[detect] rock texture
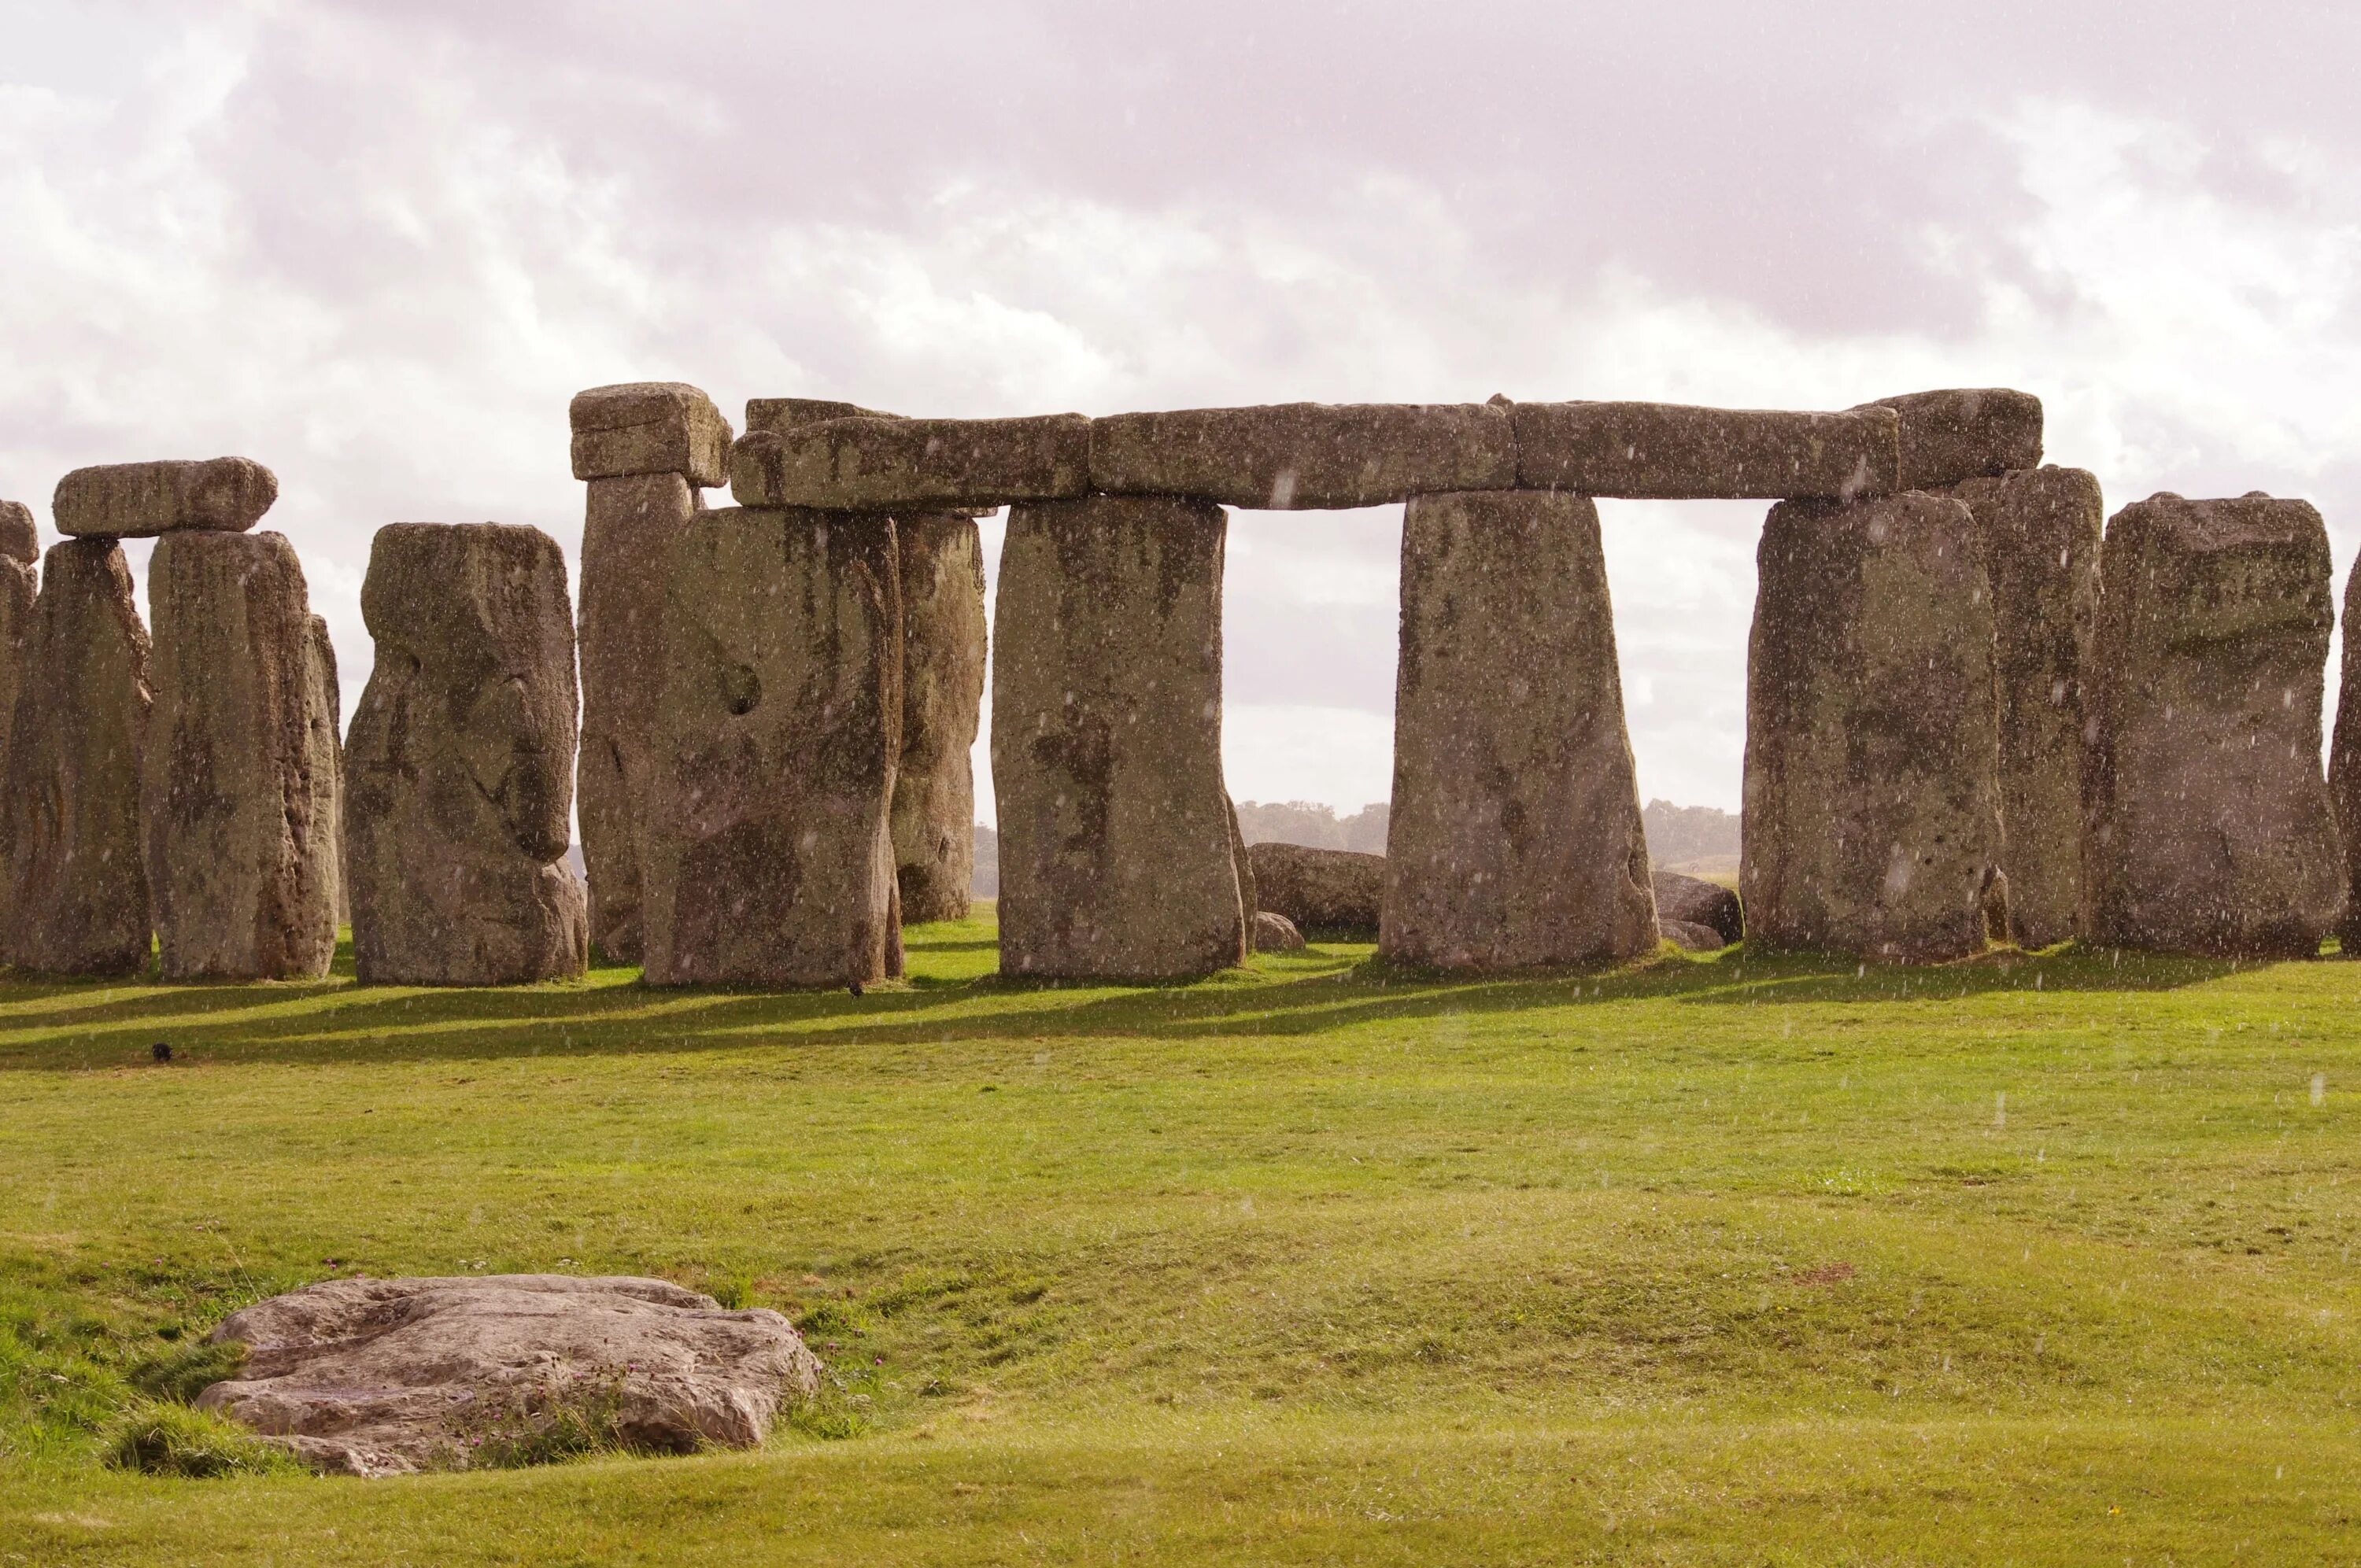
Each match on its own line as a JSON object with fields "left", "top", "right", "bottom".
{"left": 0, "top": 500, "right": 35, "bottom": 562}
{"left": 1252, "top": 909, "right": 1306, "bottom": 952}
{"left": 1661, "top": 919, "right": 1726, "bottom": 953}
{"left": 301, "top": 614, "right": 345, "bottom": 932}
{"left": 0, "top": 504, "right": 36, "bottom": 813}
{"left": 1864, "top": 389, "right": 2045, "bottom": 489}
{"left": 576, "top": 472, "right": 704, "bottom": 963}
{"left": 1088, "top": 402, "right": 1517, "bottom": 509}
{"left": 0, "top": 539, "right": 153, "bottom": 975}
{"left": 1382, "top": 489, "right": 1658, "bottom": 970}
{"left": 1942, "top": 466, "right": 2103, "bottom": 947}
{"left": 345, "top": 524, "right": 586, "bottom": 985}
{"left": 197, "top": 1275, "right": 822, "bottom": 1478}
{"left": 892, "top": 512, "right": 987, "bottom": 924}
{"left": 1651, "top": 869, "right": 1742, "bottom": 947}
{"left": 641, "top": 507, "right": 903, "bottom": 987}
{"left": 1247, "top": 842, "right": 1385, "bottom": 935}
{"left": 743, "top": 397, "right": 899, "bottom": 434}
{"left": 1510, "top": 402, "right": 1897, "bottom": 500}
{"left": 2086, "top": 493, "right": 2341, "bottom": 956}
{"left": 141, "top": 532, "right": 337, "bottom": 980}
{"left": 2331, "top": 558, "right": 2361, "bottom": 954}
{"left": 53, "top": 458, "right": 277, "bottom": 537}
{"left": 732, "top": 415, "right": 1090, "bottom": 512}
{"left": 1742, "top": 493, "right": 2003, "bottom": 963}
{"left": 569, "top": 383, "right": 732, "bottom": 489}
{"left": 992, "top": 495, "right": 1247, "bottom": 979}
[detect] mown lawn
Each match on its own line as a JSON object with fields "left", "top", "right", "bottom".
{"left": 1, "top": 917, "right": 2356, "bottom": 1564}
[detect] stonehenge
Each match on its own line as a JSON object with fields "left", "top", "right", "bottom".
{"left": 345, "top": 523, "right": 586, "bottom": 985}
{"left": 1383, "top": 489, "right": 1657, "bottom": 969}
{"left": 992, "top": 494, "right": 1248, "bottom": 980}
{"left": 142, "top": 530, "right": 338, "bottom": 980}
{"left": 2084, "top": 494, "right": 2342, "bottom": 957}
{"left": 638, "top": 506, "right": 903, "bottom": 988}
{"left": 5, "top": 378, "right": 2346, "bottom": 991}
{"left": 1742, "top": 492, "right": 2003, "bottom": 964}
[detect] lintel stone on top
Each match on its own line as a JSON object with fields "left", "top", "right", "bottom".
{"left": 570, "top": 382, "right": 733, "bottom": 489}
{"left": 1860, "top": 388, "right": 2044, "bottom": 490}
{"left": 1087, "top": 402, "right": 1516, "bottom": 510}
{"left": 54, "top": 459, "right": 279, "bottom": 538}
{"left": 1510, "top": 401, "right": 1899, "bottom": 500}
{"left": 730, "top": 415, "right": 1092, "bottom": 512}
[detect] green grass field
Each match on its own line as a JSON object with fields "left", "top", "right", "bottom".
{"left": 2, "top": 915, "right": 2357, "bottom": 1564}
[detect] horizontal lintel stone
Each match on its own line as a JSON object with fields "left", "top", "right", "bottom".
{"left": 1862, "top": 388, "right": 2044, "bottom": 489}
{"left": 1511, "top": 401, "right": 1897, "bottom": 500}
{"left": 1088, "top": 402, "right": 1517, "bottom": 509}
{"left": 54, "top": 458, "right": 279, "bottom": 538}
{"left": 569, "top": 382, "right": 732, "bottom": 488}
{"left": 730, "top": 415, "right": 1091, "bottom": 512}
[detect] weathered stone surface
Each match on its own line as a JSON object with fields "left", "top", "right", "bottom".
{"left": 1741, "top": 493, "right": 2002, "bottom": 963}
{"left": 1864, "top": 389, "right": 2044, "bottom": 490}
{"left": 1382, "top": 490, "right": 1657, "bottom": 970}
{"left": 2086, "top": 493, "right": 2341, "bottom": 956}
{"left": 0, "top": 540, "right": 152, "bottom": 975}
{"left": 53, "top": 458, "right": 278, "bottom": 538}
{"left": 1252, "top": 909, "right": 1306, "bottom": 952}
{"left": 1942, "top": 467, "right": 2102, "bottom": 947}
{"left": 197, "top": 1275, "right": 822, "bottom": 1478}
{"left": 0, "top": 499, "right": 35, "bottom": 562}
{"left": 743, "top": 397, "right": 900, "bottom": 434}
{"left": 1247, "top": 842, "right": 1384, "bottom": 935}
{"left": 732, "top": 415, "right": 1091, "bottom": 512}
{"left": 2330, "top": 559, "right": 2361, "bottom": 954}
{"left": 576, "top": 474, "right": 702, "bottom": 963}
{"left": 141, "top": 532, "right": 336, "bottom": 980}
{"left": 992, "top": 495, "right": 1246, "bottom": 979}
{"left": 641, "top": 507, "right": 902, "bottom": 987}
{"left": 1088, "top": 402, "right": 1517, "bottom": 510}
{"left": 301, "top": 614, "right": 345, "bottom": 932}
{"left": 1662, "top": 919, "right": 1725, "bottom": 952}
{"left": 892, "top": 512, "right": 986, "bottom": 924}
{"left": 1651, "top": 869, "right": 1742, "bottom": 947}
{"left": 345, "top": 524, "right": 586, "bottom": 985}
{"left": 569, "top": 382, "right": 732, "bottom": 488}
{"left": 1511, "top": 402, "right": 1897, "bottom": 500}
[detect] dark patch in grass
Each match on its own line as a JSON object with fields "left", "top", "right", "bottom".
{"left": 127, "top": 1337, "right": 246, "bottom": 1404}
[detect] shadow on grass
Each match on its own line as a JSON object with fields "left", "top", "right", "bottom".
{"left": 0, "top": 920, "right": 2275, "bottom": 1073}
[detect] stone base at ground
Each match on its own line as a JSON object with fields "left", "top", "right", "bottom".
{"left": 892, "top": 512, "right": 986, "bottom": 924}
{"left": 2088, "top": 493, "right": 2341, "bottom": 956}
{"left": 1383, "top": 489, "right": 1657, "bottom": 971}
{"left": 1742, "top": 493, "right": 2002, "bottom": 963}
{"left": 1247, "top": 842, "right": 1384, "bottom": 935}
{"left": 992, "top": 495, "right": 1246, "bottom": 979}
{"left": 197, "top": 1275, "right": 822, "bottom": 1477}
{"left": 1252, "top": 909, "right": 1306, "bottom": 952}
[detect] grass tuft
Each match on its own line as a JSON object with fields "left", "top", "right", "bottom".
{"left": 105, "top": 1404, "right": 297, "bottom": 1478}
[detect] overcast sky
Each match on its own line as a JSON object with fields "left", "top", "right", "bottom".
{"left": 7, "top": 1, "right": 2361, "bottom": 818}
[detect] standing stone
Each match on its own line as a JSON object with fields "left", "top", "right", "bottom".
{"left": 0, "top": 540, "right": 153, "bottom": 975}
{"left": 0, "top": 503, "right": 37, "bottom": 791}
{"left": 1742, "top": 493, "right": 2002, "bottom": 963}
{"left": 892, "top": 512, "right": 986, "bottom": 924}
{"left": 992, "top": 496, "right": 1247, "bottom": 979}
{"left": 142, "top": 532, "right": 336, "bottom": 980}
{"left": 344, "top": 525, "right": 586, "bottom": 985}
{"left": 301, "top": 614, "right": 345, "bottom": 933}
{"left": 2330, "top": 559, "right": 2361, "bottom": 953}
{"left": 1941, "top": 467, "right": 2103, "bottom": 946}
{"left": 2087, "top": 493, "right": 2341, "bottom": 957}
{"left": 641, "top": 508, "right": 902, "bottom": 987}
{"left": 1381, "top": 489, "right": 1657, "bottom": 970}
{"left": 571, "top": 383, "right": 732, "bottom": 964}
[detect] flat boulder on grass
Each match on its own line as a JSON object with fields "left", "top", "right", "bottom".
{"left": 195, "top": 1275, "right": 822, "bottom": 1478}
{"left": 1661, "top": 919, "right": 1726, "bottom": 953}
{"left": 1651, "top": 869, "right": 1742, "bottom": 946}
{"left": 1247, "top": 842, "right": 1384, "bottom": 935}
{"left": 1252, "top": 909, "right": 1306, "bottom": 952}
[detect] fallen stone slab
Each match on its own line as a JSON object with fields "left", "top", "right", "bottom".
{"left": 993, "top": 495, "right": 1247, "bottom": 979}
{"left": 1862, "top": 388, "right": 2044, "bottom": 490}
{"left": 1742, "top": 492, "right": 2003, "bottom": 963}
{"left": 195, "top": 1275, "right": 822, "bottom": 1477}
{"left": 1088, "top": 402, "right": 1517, "bottom": 509}
{"left": 1383, "top": 489, "right": 1658, "bottom": 971}
{"left": 1511, "top": 401, "right": 1897, "bottom": 500}
{"left": 345, "top": 523, "right": 586, "bottom": 985}
{"left": 1662, "top": 919, "right": 1725, "bottom": 952}
{"left": 1651, "top": 869, "right": 1742, "bottom": 947}
{"left": 2331, "top": 557, "right": 2361, "bottom": 954}
{"left": 1252, "top": 909, "right": 1306, "bottom": 952}
{"left": 142, "top": 531, "right": 337, "bottom": 980}
{"left": 0, "top": 539, "right": 153, "bottom": 975}
{"left": 640, "top": 507, "right": 902, "bottom": 987}
{"left": 731, "top": 415, "right": 1091, "bottom": 512}
{"left": 1247, "top": 842, "right": 1384, "bottom": 935}
{"left": 53, "top": 458, "right": 278, "bottom": 537}
{"left": 2089, "top": 493, "right": 2341, "bottom": 957}
{"left": 1940, "top": 466, "right": 2102, "bottom": 947}
{"left": 569, "top": 382, "right": 733, "bottom": 488}
{"left": 892, "top": 512, "right": 988, "bottom": 924}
